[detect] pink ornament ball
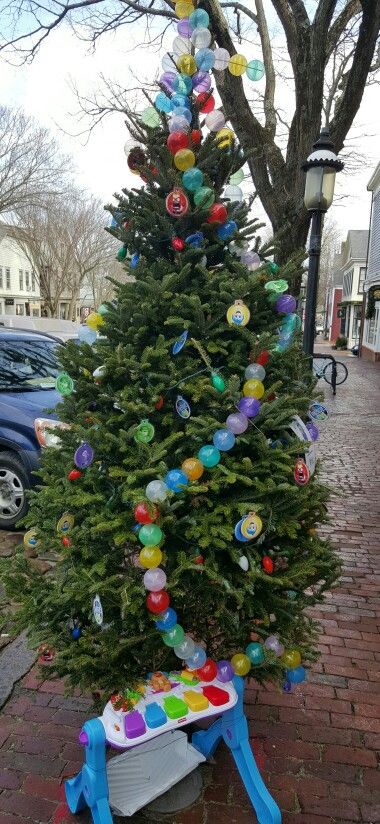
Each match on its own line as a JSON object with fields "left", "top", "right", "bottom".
{"left": 143, "top": 567, "right": 167, "bottom": 592}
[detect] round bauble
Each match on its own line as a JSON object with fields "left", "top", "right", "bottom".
{"left": 231, "top": 652, "right": 251, "bottom": 676}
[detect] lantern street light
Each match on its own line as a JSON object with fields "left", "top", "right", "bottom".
{"left": 301, "top": 128, "right": 343, "bottom": 357}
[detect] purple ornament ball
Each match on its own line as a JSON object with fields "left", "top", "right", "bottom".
{"left": 192, "top": 71, "right": 212, "bottom": 92}
{"left": 160, "top": 71, "right": 178, "bottom": 92}
{"left": 306, "top": 421, "right": 319, "bottom": 441}
{"left": 238, "top": 396, "right": 261, "bottom": 418}
{"left": 177, "top": 18, "right": 191, "bottom": 36}
{"left": 264, "top": 635, "right": 283, "bottom": 656}
{"left": 283, "top": 679, "right": 292, "bottom": 693}
{"left": 226, "top": 412, "right": 249, "bottom": 434}
{"left": 276, "top": 294, "right": 297, "bottom": 314}
{"left": 217, "top": 659, "right": 234, "bottom": 683}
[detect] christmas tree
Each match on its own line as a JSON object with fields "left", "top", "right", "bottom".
{"left": 1, "top": 6, "right": 340, "bottom": 700}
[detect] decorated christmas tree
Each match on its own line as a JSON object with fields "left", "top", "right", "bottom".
{"left": 1, "top": 5, "right": 340, "bottom": 701}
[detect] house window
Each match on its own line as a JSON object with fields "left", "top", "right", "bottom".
{"left": 358, "top": 267, "right": 366, "bottom": 294}
{"left": 32, "top": 272, "right": 36, "bottom": 291}
{"left": 25, "top": 271, "right": 30, "bottom": 290}
{"left": 19, "top": 270, "right": 24, "bottom": 290}
{"left": 16, "top": 303, "right": 25, "bottom": 316}
{"left": 352, "top": 305, "right": 362, "bottom": 342}
{"left": 32, "top": 308, "right": 39, "bottom": 317}
{"left": 365, "top": 304, "right": 379, "bottom": 345}
{"left": 0, "top": 267, "right": 3, "bottom": 288}
{"left": 5, "top": 268, "right": 11, "bottom": 289}
{"left": 343, "top": 268, "right": 353, "bottom": 300}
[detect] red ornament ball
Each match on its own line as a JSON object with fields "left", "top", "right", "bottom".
{"left": 155, "top": 395, "right": 164, "bottom": 410}
{"left": 191, "top": 129, "right": 202, "bottom": 146}
{"left": 62, "top": 537, "right": 71, "bottom": 547}
{"left": 68, "top": 469, "right": 82, "bottom": 481}
{"left": 171, "top": 237, "right": 185, "bottom": 252}
{"left": 167, "top": 131, "right": 190, "bottom": 155}
{"left": 196, "top": 658, "right": 218, "bottom": 682}
{"left": 256, "top": 350, "right": 270, "bottom": 366}
{"left": 146, "top": 590, "right": 170, "bottom": 614}
{"left": 134, "top": 501, "right": 159, "bottom": 524}
{"left": 207, "top": 203, "right": 228, "bottom": 224}
{"left": 123, "top": 221, "right": 130, "bottom": 230}
{"left": 262, "top": 556, "right": 274, "bottom": 574}
{"left": 196, "top": 92, "right": 215, "bottom": 113}
{"left": 194, "top": 554, "right": 204, "bottom": 565}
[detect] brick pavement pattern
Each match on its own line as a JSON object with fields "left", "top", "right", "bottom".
{"left": 0, "top": 349, "right": 379, "bottom": 824}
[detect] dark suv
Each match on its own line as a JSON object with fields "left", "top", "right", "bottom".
{"left": 0, "top": 328, "right": 62, "bottom": 528}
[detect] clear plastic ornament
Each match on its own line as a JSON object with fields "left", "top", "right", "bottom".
{"left": 213, "top": 47, "right": 230, "bottom": 71}
{"left": 169, "top": 116, "right": 190, "bottom": 132}
{"left": 229, "top": 239, "right": 249, "bottom": 256}
{"left": 172, "top": 35, "right": 192, "bottom": 57}
{"left": 230, "top": 168, "right": 244, "bottom": 185}
{"left": 123, "top": 138, "right": 143, "bottom": 156}
{"left": 191, "top": 27, "right": 211, "bottom": 48}
{"left": 205, "top": 110, "right": 226, "bottom": 131}
{"left": 224, "top": 184, "right": 243, "bottom": 202}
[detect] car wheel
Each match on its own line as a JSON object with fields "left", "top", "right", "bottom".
{"left": 0, "top": 451, "right": 30, "bottom": 530}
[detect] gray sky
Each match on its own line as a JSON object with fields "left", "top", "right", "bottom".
{"left": 1, "top": 19, "right": 378, "bottom": 244}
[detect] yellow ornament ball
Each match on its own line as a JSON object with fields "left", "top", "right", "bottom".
{"left": 139, "top": 546, "right": 163, "bottom": 569}
{"left": 243, "top": 378, "right": 265, "bottom": 399}
{"left": 175, "top": 1, "right": 194, "bottom": 19}
{"left": 86, "top": 311, "right": 104, "bottom": 331}
{"left": 281, "top": 649, "right": 302, "bottom": 669}
{"left": 174, "top": 148, "right": 195, "bottom": 172}
{"left": 182, "top": 457, "right": 204, "bottom": 481}
{"left": 216, "top": 127, "right": 235, "bottom": 148}
{"left": 177, "top": 53, "right": 197, "bottom": 75}
{"left": 231, "top": 652, "right": 251, "bottom": 676}
{"left": 228, "top": 54, "right": 248, "bottom": 76}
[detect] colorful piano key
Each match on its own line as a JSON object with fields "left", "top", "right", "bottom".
{"left": 202, "top": 685, "right": 229, "bottom": 706}
{"left": 124, "top": 710, "right": 146, "bottom": 739}
{"left": 144, "top": 702, "right": 167, "bottom": 729}
{"left": 183, "top": 690, "right": 209, "bottom": 711}
{"left": 163, "top": 695, "right": 189, "bottom": 719}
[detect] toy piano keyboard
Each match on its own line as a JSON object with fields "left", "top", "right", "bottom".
{"left": 101, "top": 671, "right": 238, "bottom": 748}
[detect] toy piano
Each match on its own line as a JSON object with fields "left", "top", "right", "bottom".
{"left": 65, "top": 672, "right": 281, "bottom": 823}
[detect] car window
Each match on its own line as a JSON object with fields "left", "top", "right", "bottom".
{"left": 0, "top": 339, "right": 61, "bottom": 390}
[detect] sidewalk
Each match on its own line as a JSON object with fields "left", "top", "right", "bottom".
{"left": 0, "top": 351, "right": 379, "bottom": 824}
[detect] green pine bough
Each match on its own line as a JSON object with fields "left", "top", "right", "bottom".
{"left": 0, "top": 114, "right": 340, "bottom": 699}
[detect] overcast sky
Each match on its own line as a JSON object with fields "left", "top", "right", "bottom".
{"left": 1, "top": 17, "right": 378, "bottom": 244}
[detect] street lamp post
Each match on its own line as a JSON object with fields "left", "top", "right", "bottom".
{"left": 302, "top": 128, "right": 343, "bottom": 357}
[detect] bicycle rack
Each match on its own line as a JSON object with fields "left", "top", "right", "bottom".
{"left": 312, "top": 352, "right": 338, "bottom": 395}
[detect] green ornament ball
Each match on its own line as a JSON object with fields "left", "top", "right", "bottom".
{"left": 268, "top": 262, "right": 279, "bottom": 274}
{"left": 117, "top": 245, "right": 128, "bottom": 261}
{"left": 162, "top": 624, "right": 185, "bottom": 647}
{"left": 141, "top": 106, "right": 161, "bottom": 128}
{"left": 211, "top": 372, "right": 225, "bottom": 392}
{"left": 264, "top": 279, "right": 288, "bottom": 294}
{"left": 55, "top": 372, "right": 74, "bottom": 396}
{"left": 193, "top": 187, "right": 215, "bottom": 209}
{"left": 139, "top": 523, "right": 163, "bottom": 546}
{"left": 97, "top": 303, "right": 109, "bottom": 316}
{"left": 229, "top": 168, "right": 244, "bottom": 185}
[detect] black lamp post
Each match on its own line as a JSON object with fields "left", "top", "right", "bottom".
{"left": 302, "top": 128, "right": 343, "bottom": 356}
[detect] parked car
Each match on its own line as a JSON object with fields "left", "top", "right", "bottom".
{"left": 0, "top": 315, "right": 80, "bottom": 343}
{"left": 0, "top": 328, "right": 66, "bottom": 529}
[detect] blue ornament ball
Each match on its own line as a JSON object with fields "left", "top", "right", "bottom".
{"left": 171, "top": 94, "right": 191, "bottom": 109}
{"left": 283, "top": 679, "right": 292, "bottom": 693}
{"left": 195, "top": 48, "right": 215, "bottom": 71}
{"left": 185, "top": 231, "right": 204, "bottom": 247}
{"left": 245, "top": 642, "right": 265, "bottom": 665}
{"left": 164, "top": 468, "right": 189, "bottom": 493}
{"left": 78, "top": 325, "right": 97, "bottom": 345}
{"left": 72, "top": 626, "right": 81, "bottom": 640}
{"left": 174, "top": 106, "right": 192, "bottom": 124}
{"left": 130, "top": 253, "right": 140, "bottom": 269}
{"left": 213, "top": 428, "right": 235, "bottom": 451}
{"left": 155, "top": 608, "right": 177, "bottom": 631}
{"left": 286, "top": 665, "right": 306, "bottom": 684}
{"left": 189, "top": 8, "right": 210, "bottom": 29}
{"left": 173, "top": 74, "right": 193, "bottom": 94}
{"left": 155, "top": 92, "right": 173, "bottom": 113}
{"left": 217, "top": 220, "right": 238, "bottom": 241}
{"left": 197, "top": 444, "right": 221, "bottom": 468}
{"left": 182, "top": 167, "right": 204, "bottom": 191}
{"left": 185, "top": 646, "right": 207, "bottom": 670}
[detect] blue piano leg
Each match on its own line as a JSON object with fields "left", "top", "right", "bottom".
{"left": 192, "top": 676, "right": 281, "bottom": 824}
{"left": 65, "top": 718, "right": 113, "bottom": 824}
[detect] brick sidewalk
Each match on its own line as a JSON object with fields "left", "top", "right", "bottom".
{"left": 0, "top": 351, "right": 379, "bottom": 824}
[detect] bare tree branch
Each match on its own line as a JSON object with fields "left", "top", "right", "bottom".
{"left": 255, "top": 0, "right": 276, "bottom": 135}
{"left": 327, "top": 0, "right": 361, "bottom": 57}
